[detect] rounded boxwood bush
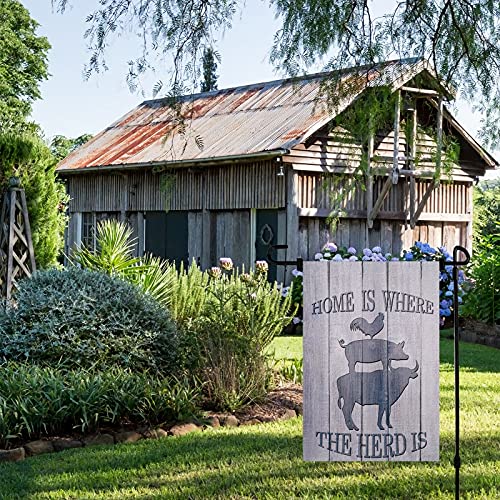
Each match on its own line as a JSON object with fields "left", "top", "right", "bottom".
{"left": 0, "top": 268, "right": 180, "bottom": 373}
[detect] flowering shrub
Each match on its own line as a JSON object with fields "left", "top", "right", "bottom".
{"left": 291, "top": 241, "right": 468, "bottom": 326}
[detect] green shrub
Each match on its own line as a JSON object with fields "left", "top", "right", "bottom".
{"left": 462, "top": 229, "right": 500, "bottom": 326}
{"left": 0, "top": 363, "right": 201, "bottom": 446}
{"left": 0, "top": 267, "right": 181, "bottom": 373}
{"left": 197, "top": 264, "right": 295, "bottom": 411}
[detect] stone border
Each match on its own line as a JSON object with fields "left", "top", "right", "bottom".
{"left": 0, "top": 409, "right": 298, "bottom": 463}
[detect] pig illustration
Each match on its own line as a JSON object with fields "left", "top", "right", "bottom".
{"left": 338, "top": 338, "right": 409, "bottom": 372}
{"left": 337, "top": 362, "right": 419, "bottom": 430}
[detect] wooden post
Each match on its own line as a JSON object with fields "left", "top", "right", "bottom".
{"left": 409, "top": 106, "right": 417, "bottom": 228}
{"left": 436, "top": 96, "right": 443, "bottom": 179}
{"left": 392, "top": 90, "right": 401, "bottom": 184}
{"left": 285, "top": 165, "right": 299, "bottom": 283}
{"left": 0, "top": 178, "right": 37, "bottom": 298}
{"left": 366, "top": 132, "right": 374, "bottom": 231}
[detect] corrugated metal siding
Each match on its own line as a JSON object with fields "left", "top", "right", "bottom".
{"left": 67, "top": 161, "right": 285, "bottom": 212}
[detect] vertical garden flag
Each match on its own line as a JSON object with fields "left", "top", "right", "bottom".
{"left": 303, "top": 261, "right": 439, "bottom": 462}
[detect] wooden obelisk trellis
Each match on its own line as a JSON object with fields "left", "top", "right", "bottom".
{"left": 0, "top": 178, "right": 36, "bottom": 298}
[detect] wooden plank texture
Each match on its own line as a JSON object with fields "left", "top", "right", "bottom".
{"left": 303, "top": 261, "right": 439, "bottom": 462}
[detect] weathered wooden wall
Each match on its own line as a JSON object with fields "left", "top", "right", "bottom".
{"left": 297, "top": 174, "right": 472, "bottom": 219}
{"left": 297, "top": 217, "right": 468, "bottom": 259}
{"left": 66, "top": 161, "right": 285, "bottom": 213}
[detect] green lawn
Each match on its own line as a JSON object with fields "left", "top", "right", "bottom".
{"left": 0, "top": 336, "right": 498, "bottom": 499}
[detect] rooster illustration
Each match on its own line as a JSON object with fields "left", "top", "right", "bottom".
{"left": 349, "top": 312, "right": 385, "bottom": 339}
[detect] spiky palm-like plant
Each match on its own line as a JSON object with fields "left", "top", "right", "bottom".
{"left": 70, "top": 220, "right": 175, "bottom": 307}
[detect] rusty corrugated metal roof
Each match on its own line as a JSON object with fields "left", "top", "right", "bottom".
{"left": 57, "top": 58, "right": 427, "bottom": 172}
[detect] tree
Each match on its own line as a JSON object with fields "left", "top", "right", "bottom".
{"left": 53, "top": 1, "right": 500, "bottom": 147}
{"left": 201, "top": 48, "right": 219, "bottom": 92}
{"left": 50, "top": 134, "right": 93, "bottom": 161}
{"left": 0, "top": 0, "right": 50, "bottom": 132}
{"left": 0, "top": 133, "right": 68, "bottom": 269}
{"left": 474, "top": 179, "right": 500, "bottom": 244}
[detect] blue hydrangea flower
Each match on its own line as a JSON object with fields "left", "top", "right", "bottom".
{"left": 362, "top": 255, "right": 371, "bottom": 261}
{"left": 372, "top": 246, "right": 382, "bottom": 253}
{"left": 363, "top": 248, "right": 373, "bottom": 257}
{"left": 324, "top": 242, "right": 338, "bottom": 253}
{"left": 347, "top": 247, "right": 357, "bottom": 255}
{"left": 348, "top": 255, "right": 358, "bottom": 261}
{"left": 405, "top": 252, "right": 414, "bottom": 261}
{"left": 333, "top": 254, "right": 343, "bottom": 261}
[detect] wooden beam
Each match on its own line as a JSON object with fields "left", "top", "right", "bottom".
{"left": 413, "top": 179, "right": 436, "bottom": 223}
{"left": 401, "top": 86, "right": 440, "bottom": 96}
{"left": 392, "top": 90, "right": 401, "bottom": 184}
{"left": 298, "top": 207, "right": 471, "bottom": 223}
{"left": 368, "top": 176, "right": 393, "bottom": 225}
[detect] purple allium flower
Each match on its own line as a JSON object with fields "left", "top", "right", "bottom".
{"left": 255, "top": 260, "right": 268, "bottom": 274}
{"left": 219, "top": 257, "right": 234, "bottom": 271}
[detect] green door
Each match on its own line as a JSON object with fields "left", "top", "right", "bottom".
{"left": 145, "top": 211, "right": 189, "bottom": 269}
{"left": 255, "top": 209, "right": 278, "bottom": 281}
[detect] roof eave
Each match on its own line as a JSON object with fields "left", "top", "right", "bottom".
{"left": 56, "top": 148, "right": 290, "bottom": 175}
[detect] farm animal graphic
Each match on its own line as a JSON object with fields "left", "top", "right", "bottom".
{"left": 350, "top": 311, "right": 385, "bottom": 338}
{"left": 338, "top": 338, "right": 408, "bottom": 373}
{"left": 337, "top": 312, "right": 419, "bottom": 431}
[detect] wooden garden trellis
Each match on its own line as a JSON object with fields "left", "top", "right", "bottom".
{"left": 0, "top": 177, "right": 36, "bottom": 299}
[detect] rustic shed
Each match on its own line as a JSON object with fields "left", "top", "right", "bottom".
{"left": 57, "top": 58, "right": 497, "bottom": 282}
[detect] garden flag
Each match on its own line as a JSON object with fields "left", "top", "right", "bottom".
{"left": 303, "top": 261, "right": 439, "bottom": 461}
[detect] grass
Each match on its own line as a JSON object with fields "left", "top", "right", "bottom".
{"left": 0, "top": 334, "right": 498, "bottom": 499}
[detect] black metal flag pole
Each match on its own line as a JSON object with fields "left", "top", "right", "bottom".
{"left": 442, "top": 245, "right": 470, "bottom": 500}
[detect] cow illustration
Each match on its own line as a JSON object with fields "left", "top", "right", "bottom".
{"left": 338, "top": 338, "right": 409, "bottom": 372}
{"left": 336, "top": 362, "right": 419, "bottom": 431}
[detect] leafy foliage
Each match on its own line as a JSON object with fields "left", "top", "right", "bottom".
{"left": 0, "top": 267, "right": 181, "bottom": 373}
{"left": 0, "top": 133, "right": 68, "bottom": 268}
{"left": 0, "top": 363, "right": 200, "bottom": 446}
{"left": 53, "top": 1, "right": 500, "bottom": 146}
{"left": 71, "top": 219, "right": 176, "bottom": 307}
{"left": 462, "top": 229, "right": 500, "bottom": 326}
{"left": 473, "top": 179, "right": 500, "bottom": 244}
{"left": 50, "top": 134, "right": 93, "bottom": 161}
{"left": 0, "top": 0, "right": 50, "bottom": 132}
{"left": 195, "top": 265, "right": 295, "bottom": 411}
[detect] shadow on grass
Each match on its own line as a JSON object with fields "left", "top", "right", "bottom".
{"left": 439, "top": 336, "right": 499, "bottom": 373}
{"left": 1, "top": 425, "right": 498, "bottom": 499}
